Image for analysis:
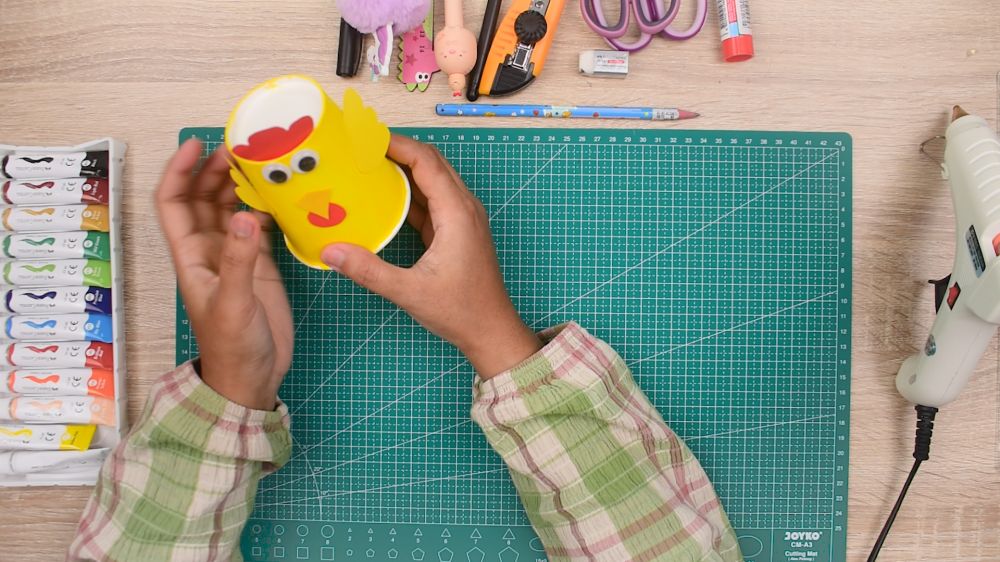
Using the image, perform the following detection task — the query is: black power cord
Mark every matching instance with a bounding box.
[867,405,938,561]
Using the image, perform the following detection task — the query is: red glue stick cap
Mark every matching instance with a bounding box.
[723,35,754,62]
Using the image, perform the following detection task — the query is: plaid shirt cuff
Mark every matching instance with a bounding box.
[67,362,292,562]
[472,322,613,408]
[165,360,292,467]
[471,323,741,562]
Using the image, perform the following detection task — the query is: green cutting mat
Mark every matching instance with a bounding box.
[177,127,852,562]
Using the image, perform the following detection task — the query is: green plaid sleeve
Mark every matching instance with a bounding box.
[67,361,292,562]
[471,323,742,562]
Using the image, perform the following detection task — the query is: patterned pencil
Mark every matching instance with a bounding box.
[435,103,699,121]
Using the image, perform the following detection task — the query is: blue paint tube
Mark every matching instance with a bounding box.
[3,287,111,315]
[1,313,113,343]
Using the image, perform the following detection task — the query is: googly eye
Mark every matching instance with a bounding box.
[292,149,319,174]
[262,163,292,184]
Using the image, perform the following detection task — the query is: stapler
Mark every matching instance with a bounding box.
[467,0,566,101]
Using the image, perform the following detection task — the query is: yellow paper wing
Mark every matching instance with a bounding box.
[342,88,391,173]
[229,168,271,213]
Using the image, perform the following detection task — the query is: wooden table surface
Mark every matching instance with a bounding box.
[1,1,998,560]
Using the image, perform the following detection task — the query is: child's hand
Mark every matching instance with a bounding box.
[321,136,541,378]
[156,140,293,409]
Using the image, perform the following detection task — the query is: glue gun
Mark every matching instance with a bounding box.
[896,107,1000,408]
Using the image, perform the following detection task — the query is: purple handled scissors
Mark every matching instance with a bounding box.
[580,0,708,51]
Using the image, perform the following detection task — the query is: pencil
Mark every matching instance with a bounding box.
[435,103,699,121]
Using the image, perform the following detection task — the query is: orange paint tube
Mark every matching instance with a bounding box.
[5,368,114,399]
[0,395,116,426]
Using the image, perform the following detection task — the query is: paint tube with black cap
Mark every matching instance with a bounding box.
[2,151,109,179]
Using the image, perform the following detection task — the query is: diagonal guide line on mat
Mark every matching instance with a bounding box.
[487,144,568,218]
[290,434,324,499]
[289,147,568,415]
[292,270,332,335]
[530,149,840,328]
[288,361,466,461]
[686,414,836,442]
[262,419,474,493]
[257,468,509,509]
[627,290,838,368]
[289,312,402,415]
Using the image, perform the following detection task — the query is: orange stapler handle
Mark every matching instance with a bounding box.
[478,0,566,98]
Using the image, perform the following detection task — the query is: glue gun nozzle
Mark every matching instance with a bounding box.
[952,105,969,121]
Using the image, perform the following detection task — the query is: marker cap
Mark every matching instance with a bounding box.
[722,36,754,62]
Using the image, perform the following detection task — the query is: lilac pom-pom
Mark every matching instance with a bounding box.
[338,0,431,34]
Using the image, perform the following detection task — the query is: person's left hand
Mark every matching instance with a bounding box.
[156,139,293,410]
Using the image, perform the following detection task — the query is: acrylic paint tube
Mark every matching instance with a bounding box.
[1,313,113,343]
[3,286,111,315]
[2,259,112,288]
[1,231,110,260]
[4,368,114,399]
[0,447,108,475]
[0,395,115,426]
[0,423,95,451]
[2,178,109,205]
[2,151,109,180]
[5,341,113,369]
[1,205,110,232]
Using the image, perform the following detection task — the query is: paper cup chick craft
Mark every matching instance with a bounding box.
[225,75,410,269]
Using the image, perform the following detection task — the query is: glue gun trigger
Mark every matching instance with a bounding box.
[930,274,952,313]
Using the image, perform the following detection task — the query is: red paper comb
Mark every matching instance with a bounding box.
[233,116,314,161]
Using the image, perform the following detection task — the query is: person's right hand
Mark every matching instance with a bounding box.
[321,136,541,378]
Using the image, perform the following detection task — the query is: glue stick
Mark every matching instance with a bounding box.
[716,0,753,62]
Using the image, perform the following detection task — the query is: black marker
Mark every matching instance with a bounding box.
[336,19,363,78]
[466,0,503,101]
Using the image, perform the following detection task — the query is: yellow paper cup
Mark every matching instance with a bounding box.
[225,76,410,269]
